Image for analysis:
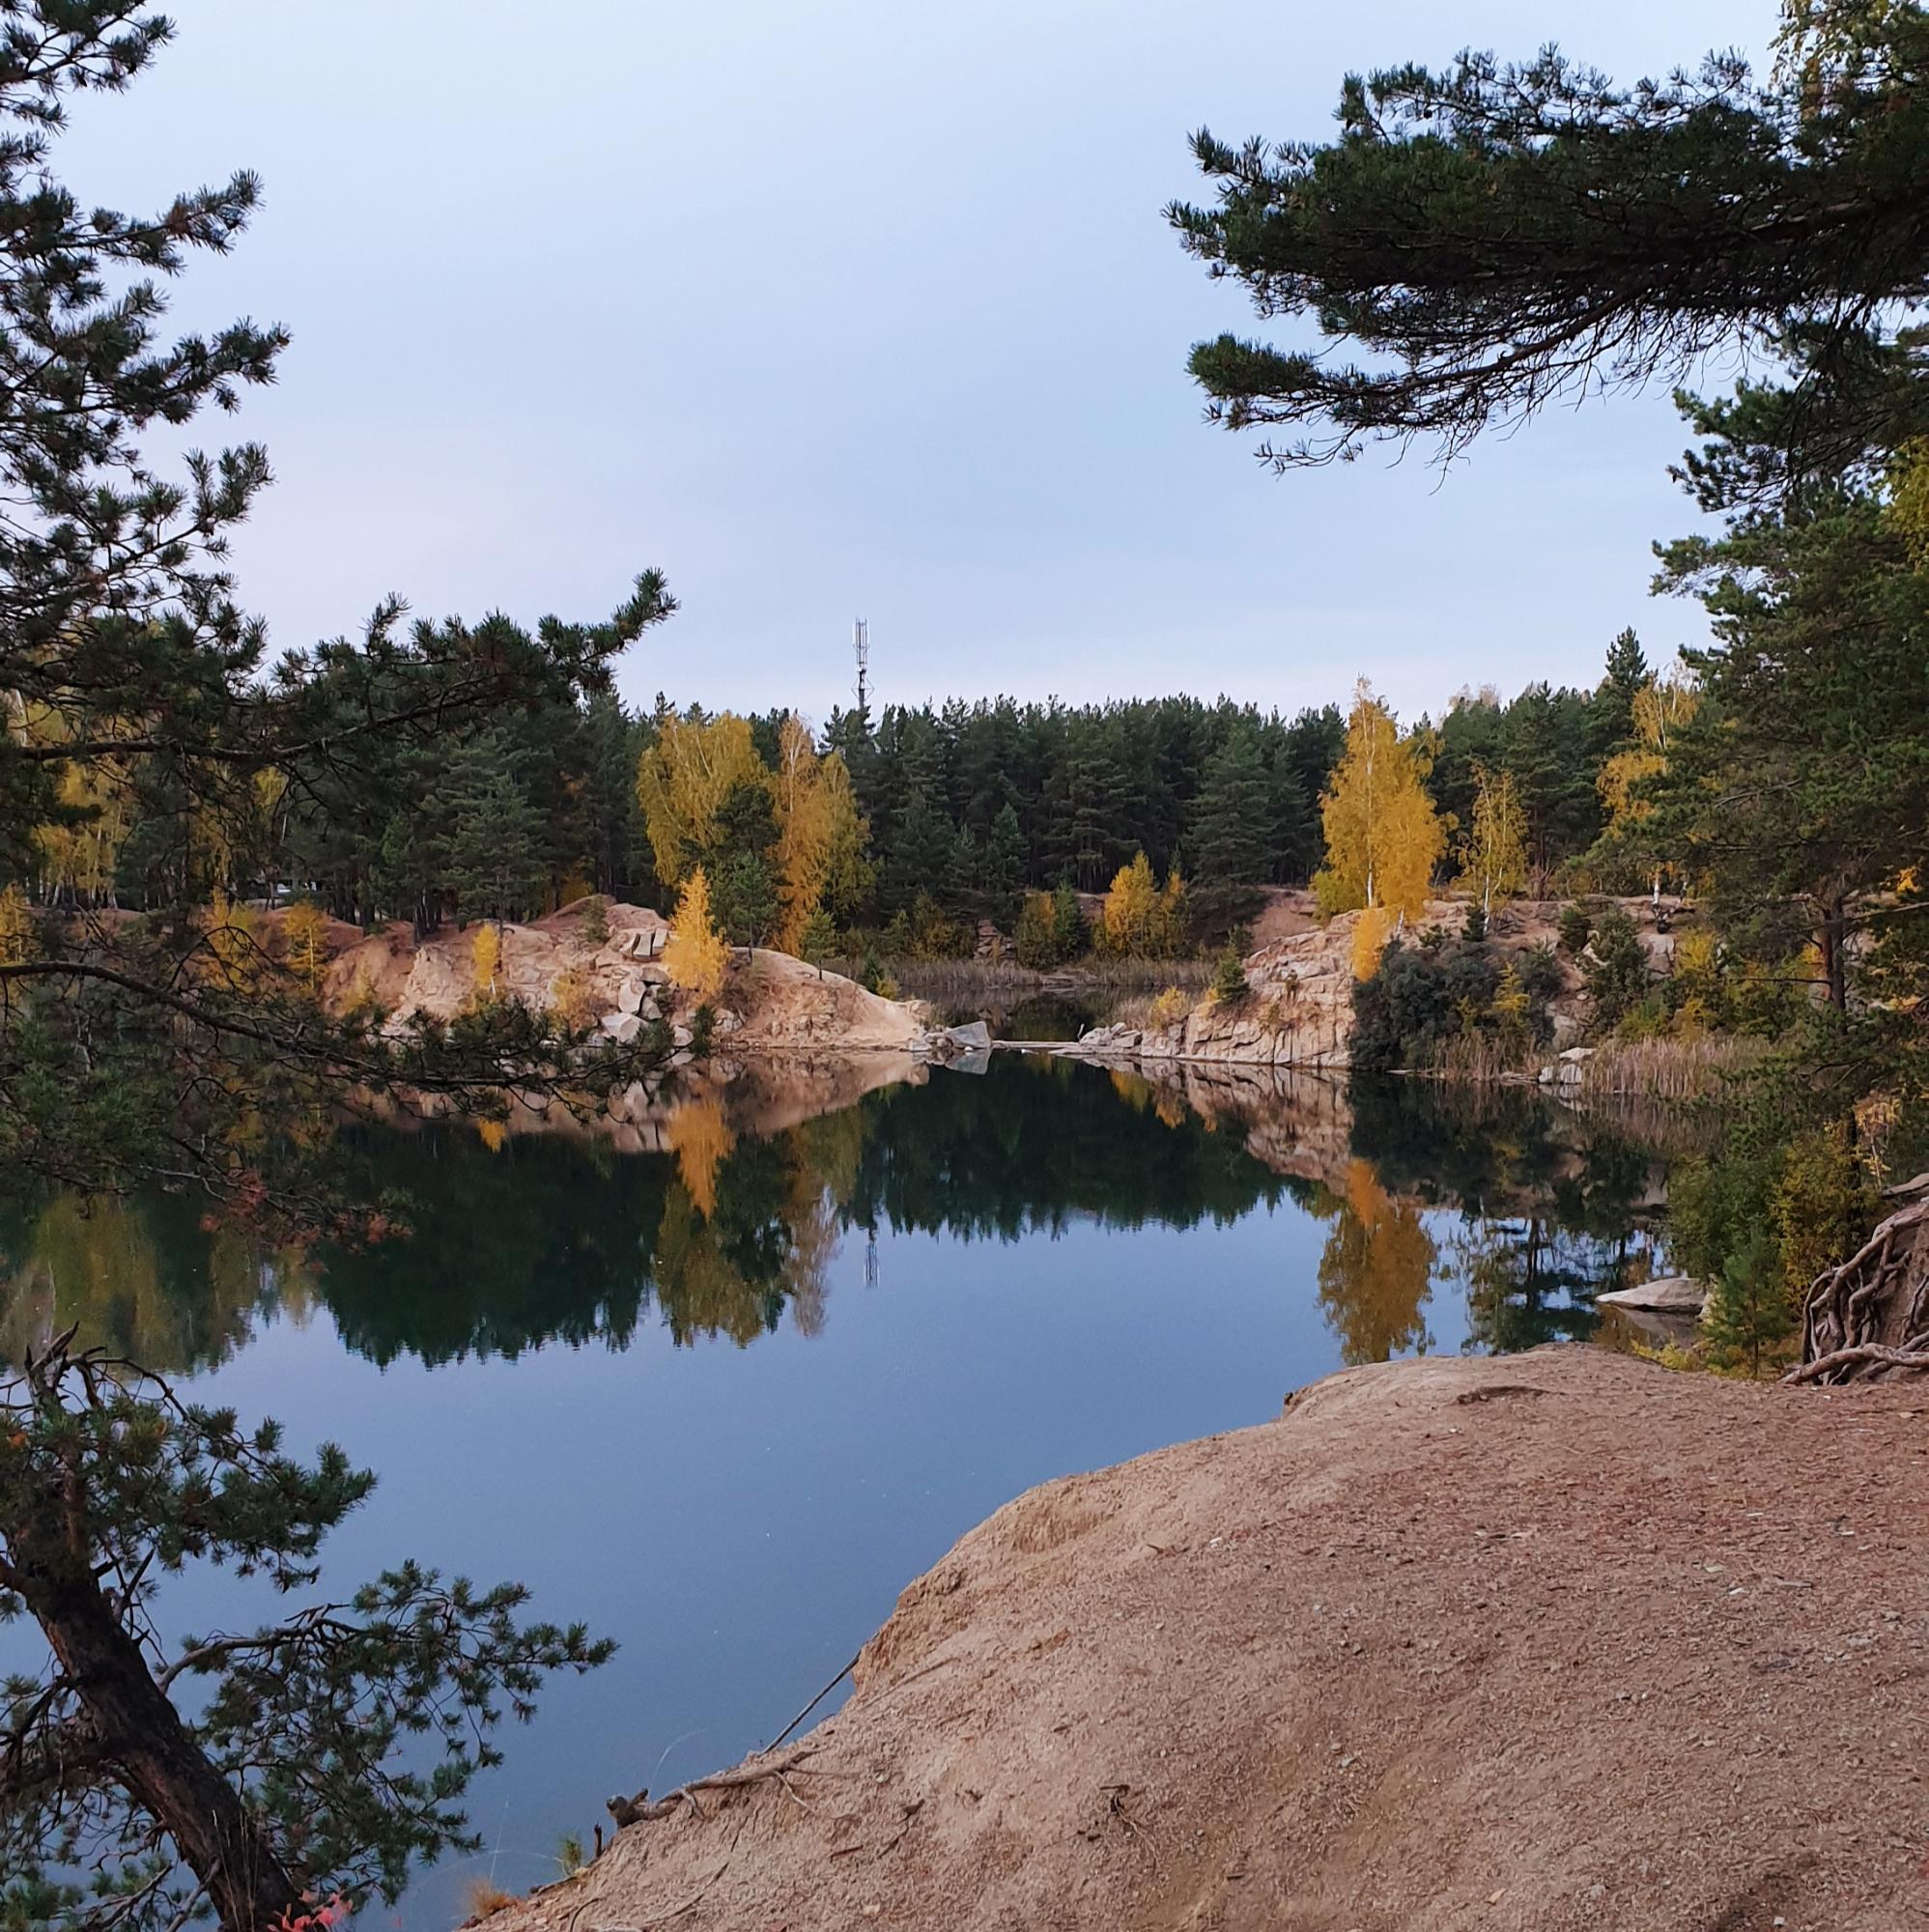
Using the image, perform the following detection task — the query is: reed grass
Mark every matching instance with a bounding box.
[1575,1033,1768,1101]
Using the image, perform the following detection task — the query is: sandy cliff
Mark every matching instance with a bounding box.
[490,1347,1926,1932]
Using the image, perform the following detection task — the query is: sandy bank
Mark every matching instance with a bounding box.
[493,1347,1926,1931]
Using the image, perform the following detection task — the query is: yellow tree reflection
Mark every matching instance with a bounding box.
[1316,1160,1437,1364]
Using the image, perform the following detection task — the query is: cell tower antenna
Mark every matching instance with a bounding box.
[853,618,870,714]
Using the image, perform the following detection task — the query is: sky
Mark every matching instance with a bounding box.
[63,0,1773,726]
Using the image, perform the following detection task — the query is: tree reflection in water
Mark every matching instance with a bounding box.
[0,1061,1677,1372]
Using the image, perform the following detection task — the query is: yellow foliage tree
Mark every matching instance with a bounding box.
[637,711,770,889]
[664,865,729,998]
[471,921,501,1001]
[36,755,132,907]
[282,900,330,996]
[550,963,597,1028]
[1098,850,1160,955]
[1598,669,1701,829]
[205,888,261,991]
[1597,668,1702,893]
[1155,863,1187,955]
[1455,761,1529,912]
[0,884,34,965]
[768,713,869,952]
[1887,435,1929,569]
[1315,683,1444,926]
[1350,902,1392,980]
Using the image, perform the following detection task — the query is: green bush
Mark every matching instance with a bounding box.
[1349,937,1555,1070]
[1210,947,1250,1005]
[1518,941,1563,1001]
[1583,905,1650,1025]
[1557,902,1593,955]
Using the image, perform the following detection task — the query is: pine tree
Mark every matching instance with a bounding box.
[714,849,780,949]
[1,1341,611,1932]
[436,738,547,925]
[1169,16,1929,464]
[798,906,838,979]
[1702,1224,1795,1376]
[984,802,1027,915]
[1191,724,1274,885]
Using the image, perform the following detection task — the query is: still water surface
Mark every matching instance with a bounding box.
[0,1057,1671,1926]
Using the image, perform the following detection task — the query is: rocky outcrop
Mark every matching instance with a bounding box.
[1062,897,1675,1073]
[325,900,927,1056]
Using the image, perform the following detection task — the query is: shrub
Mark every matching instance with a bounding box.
[1210,948,1250,1005]
[1148,986,1193,1029]
[1013,883,1088,969]
[1701,1224,1796,1377]
[1461,900,1487,943]
[1583,905,1649,1025]
[1518,940,1563,1001]
[1557,902,1593,955]
[578,895,610,947]
[1350,936,1555,1071]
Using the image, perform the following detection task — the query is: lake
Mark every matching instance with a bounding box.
[0,1056,1673,1927]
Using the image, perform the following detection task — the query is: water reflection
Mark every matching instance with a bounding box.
[0,1060,1674,1374]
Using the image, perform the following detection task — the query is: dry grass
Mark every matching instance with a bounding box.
[1575,1033,1768,1101]
[882,956,1212,1001]
[463,1880,522,1920]
[1437,1032,1543,1082]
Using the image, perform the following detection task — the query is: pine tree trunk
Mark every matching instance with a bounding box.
[14,1541,305,1932]
[1818,893,1848,1011]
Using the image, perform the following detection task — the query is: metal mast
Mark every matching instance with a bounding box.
[853,618,869,713]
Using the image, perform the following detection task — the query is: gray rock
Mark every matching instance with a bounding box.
[1597,1275,1707,1315]
[671,1023,694,1049]
[601,1012,642,1045]
[616,977,644,1015]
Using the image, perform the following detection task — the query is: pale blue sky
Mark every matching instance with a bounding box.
[68,0,1771,724]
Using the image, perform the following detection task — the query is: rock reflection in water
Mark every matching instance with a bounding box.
[0,1059,1675,1374]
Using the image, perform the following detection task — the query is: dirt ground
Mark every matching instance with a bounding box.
[493,1348,1928,1932]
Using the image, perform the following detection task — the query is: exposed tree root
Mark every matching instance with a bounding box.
[1791,1175,1929,1385]
[606,1744,823,1830]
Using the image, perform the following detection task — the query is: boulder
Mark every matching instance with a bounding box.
[601,1012,642,1045]
[1597,1275,1707,1315]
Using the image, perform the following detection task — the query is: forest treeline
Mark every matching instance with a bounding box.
[11,624,1669,956]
